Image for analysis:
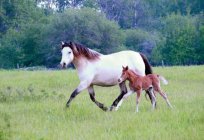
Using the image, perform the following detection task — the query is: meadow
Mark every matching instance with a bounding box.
[0,66,204,140]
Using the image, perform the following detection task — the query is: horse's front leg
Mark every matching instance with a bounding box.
[88,86,108,111]
[66,81,90,108]
[109,82,127,111]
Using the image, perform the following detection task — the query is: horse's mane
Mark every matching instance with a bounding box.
[62,42,101,60]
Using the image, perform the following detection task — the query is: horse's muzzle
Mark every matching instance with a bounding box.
[60,62,67,69]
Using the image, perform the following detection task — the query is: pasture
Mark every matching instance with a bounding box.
[0,66,204,140]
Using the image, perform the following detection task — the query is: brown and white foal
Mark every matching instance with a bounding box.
[118,66,172,112]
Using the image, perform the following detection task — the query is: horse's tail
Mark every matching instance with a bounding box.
[140,53,153,75]
[158,75,168,85]
[140,53,153,102]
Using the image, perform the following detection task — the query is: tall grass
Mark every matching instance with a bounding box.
[0,66,204,140]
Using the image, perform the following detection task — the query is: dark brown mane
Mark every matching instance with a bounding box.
[62,42,101,60]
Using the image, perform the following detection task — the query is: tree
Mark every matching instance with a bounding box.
[0,0,48,68]
[153,14,198,65]
[40,8,124,67]
[124,29,162,60]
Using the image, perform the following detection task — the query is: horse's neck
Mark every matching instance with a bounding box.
[72,57,89,72]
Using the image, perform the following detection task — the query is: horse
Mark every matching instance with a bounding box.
[118,66,173,112]
[60,41,153,111]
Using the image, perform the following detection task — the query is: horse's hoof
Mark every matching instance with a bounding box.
[66,104,70,108]
[102,107,108,112]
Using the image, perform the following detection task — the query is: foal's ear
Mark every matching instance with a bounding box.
[61,41,65,45]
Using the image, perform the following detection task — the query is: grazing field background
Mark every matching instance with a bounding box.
[0,66,204,140]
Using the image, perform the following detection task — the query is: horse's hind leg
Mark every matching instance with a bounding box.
[145,90,154,105]
[88,86,108,111]
[109,82,127,111]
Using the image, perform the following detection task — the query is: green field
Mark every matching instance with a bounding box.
[0,66,204,140]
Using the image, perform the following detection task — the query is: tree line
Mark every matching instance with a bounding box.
[0,0,203,68]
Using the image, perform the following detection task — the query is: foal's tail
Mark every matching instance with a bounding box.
[158,75,168,85]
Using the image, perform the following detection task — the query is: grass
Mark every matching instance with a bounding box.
[0,66,204,140]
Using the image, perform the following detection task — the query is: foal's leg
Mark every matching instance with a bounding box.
[88,86,108,111]
[157,88,173,108]
[115,90,134,111]
[136,90,142,112]
[109,82,127,111]
[66,81,90,108]
[148,87,156,110]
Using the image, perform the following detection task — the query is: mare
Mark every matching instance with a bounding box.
[60,41,153,111]
[118,66,172,112]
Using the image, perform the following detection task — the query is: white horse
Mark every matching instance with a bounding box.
[60,41,153,111]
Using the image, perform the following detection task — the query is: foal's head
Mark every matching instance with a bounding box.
[118,66,133,83]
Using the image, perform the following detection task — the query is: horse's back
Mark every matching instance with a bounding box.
[91,50,145,86]
[101,50,145,75]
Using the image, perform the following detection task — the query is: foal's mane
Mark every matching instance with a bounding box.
[62,42,101,60]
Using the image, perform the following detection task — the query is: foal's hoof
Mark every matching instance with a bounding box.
[109,106,115,111]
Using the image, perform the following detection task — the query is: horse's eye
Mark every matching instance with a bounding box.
[68,52,71,54]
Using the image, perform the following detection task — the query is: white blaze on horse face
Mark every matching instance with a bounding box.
[60,47,74,67]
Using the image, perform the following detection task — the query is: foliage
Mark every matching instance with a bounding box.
[152,14,200,65]
[124,29,162,60]
[40,8,124,67]
[0,0,203,68]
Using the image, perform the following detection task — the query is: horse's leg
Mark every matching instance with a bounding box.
[109,82,127,111]
[136,90,142,112]
[66,81,90,108]
[145,90,154,106]
[88,86,108,111]
[115,90,134,111]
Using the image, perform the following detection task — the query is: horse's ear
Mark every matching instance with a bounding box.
[125,66,129,70]
[61,41,65,49]
[122,66,125,70]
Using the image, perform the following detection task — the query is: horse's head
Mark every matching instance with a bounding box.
[118,66,129,83]
[60,41,76,68]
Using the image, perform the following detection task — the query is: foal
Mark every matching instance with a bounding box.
[118,66,172,112]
